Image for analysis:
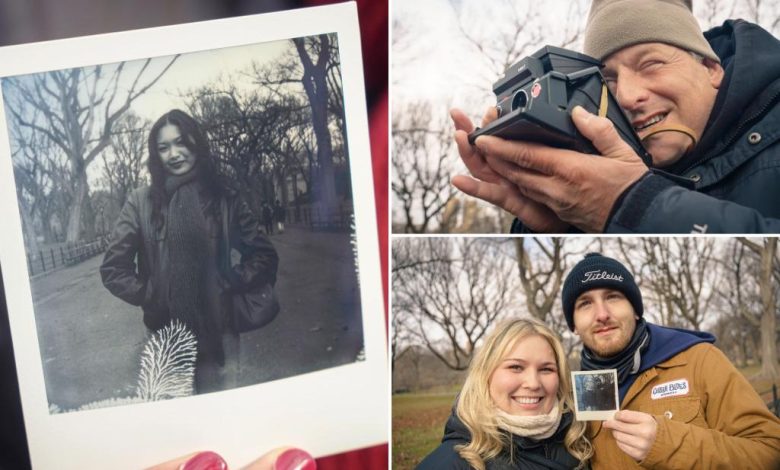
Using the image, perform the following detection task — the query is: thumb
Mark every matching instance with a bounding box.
[243,447,316,470]
[571,106,635,159]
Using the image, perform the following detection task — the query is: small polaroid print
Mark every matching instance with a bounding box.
[571,369,619,421]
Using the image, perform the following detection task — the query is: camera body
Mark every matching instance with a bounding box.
[468,45,652,164]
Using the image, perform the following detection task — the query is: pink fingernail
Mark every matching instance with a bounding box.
[274,448,316,470]
[180,451,228,470]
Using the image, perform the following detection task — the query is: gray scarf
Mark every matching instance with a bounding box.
[164,169,221,362]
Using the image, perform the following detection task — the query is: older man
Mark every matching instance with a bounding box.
[451,0,780,233]
[562,252,780,468]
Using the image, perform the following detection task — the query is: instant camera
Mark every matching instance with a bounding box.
[468,45,652,165]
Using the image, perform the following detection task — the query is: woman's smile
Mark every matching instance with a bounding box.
[157,123,197,176]
[489,335,559,416]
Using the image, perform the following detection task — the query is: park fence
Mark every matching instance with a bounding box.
[287,201,353,230]
[27,237,109,277]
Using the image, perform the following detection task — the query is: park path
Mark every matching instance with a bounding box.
[30,226,364,410]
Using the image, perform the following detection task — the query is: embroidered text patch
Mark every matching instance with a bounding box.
[651,379,689,399]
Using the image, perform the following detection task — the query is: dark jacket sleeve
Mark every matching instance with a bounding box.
[100,190,147,306]
[416,441,472,470]
[226,197,279,289]
[606,173,780,233]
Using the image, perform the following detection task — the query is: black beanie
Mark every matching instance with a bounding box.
[561,252,643,331]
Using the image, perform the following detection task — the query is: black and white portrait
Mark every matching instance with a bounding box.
[0,6,387,467]
[572,369,619,420]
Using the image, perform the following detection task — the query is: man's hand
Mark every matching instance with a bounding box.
[473,106,649,232]
[450,108,568,233]
[603,410,658,461]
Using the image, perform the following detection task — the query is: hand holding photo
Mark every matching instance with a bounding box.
[0,4,386,469]
[571,369,619,421]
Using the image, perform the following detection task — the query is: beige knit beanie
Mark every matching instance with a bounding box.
[583,0,720,63]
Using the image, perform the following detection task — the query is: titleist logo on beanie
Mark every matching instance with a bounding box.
[561,253,643,331]
[582,270,624,283]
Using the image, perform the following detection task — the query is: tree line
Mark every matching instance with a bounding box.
[392,237,780,389]
[6,34,348,254]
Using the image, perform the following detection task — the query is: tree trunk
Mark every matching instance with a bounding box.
[20,209,39,255]
[758,238,779,380]
[293,36,338,224]
[65,170,95,242]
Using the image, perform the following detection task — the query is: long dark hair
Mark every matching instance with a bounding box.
[148,109,223,229]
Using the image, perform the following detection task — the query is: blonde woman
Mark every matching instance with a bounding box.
[417,319,592,469]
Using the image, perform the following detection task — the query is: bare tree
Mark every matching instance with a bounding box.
[743,0,780,35]
[617,238,720,330]
[513,238,568,322]
[695,0,739,29]
[292,35,339,218]
[5,57,178,242]
[392,238,517,370]
[101,112,149,208]
[185,82,294,211]
[391,101,456,233]
[447,0,589,95]
[391,237,454,371]
[737,238,780,381]
[712,242,763,367]
[11,127,59,251]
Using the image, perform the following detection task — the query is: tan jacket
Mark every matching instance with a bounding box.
[588,343,780,469]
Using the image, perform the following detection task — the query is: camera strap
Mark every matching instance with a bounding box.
[598,82,610,117]
[641,124,698,153]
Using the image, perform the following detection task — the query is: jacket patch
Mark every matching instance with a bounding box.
[651,379,689,399]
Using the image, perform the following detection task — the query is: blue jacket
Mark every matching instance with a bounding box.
[512,20,780,233]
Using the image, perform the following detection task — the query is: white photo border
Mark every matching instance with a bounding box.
[0,4,387,469]
[571,369,619,421]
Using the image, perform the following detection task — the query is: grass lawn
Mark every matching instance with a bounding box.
[392,391,458,470]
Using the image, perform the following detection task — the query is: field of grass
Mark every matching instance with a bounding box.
[392,391,458,470]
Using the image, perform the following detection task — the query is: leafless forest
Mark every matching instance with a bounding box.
[392,237,779,391]
[5,33,350,260]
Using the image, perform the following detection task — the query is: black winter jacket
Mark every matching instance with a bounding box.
[416,411,584,470]
[511,20,780,233]
[100,185,278,345]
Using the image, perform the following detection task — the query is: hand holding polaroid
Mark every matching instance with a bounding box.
[0,4,386,469]
[571,369,619,421]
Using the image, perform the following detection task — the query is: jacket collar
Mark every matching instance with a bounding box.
[668,20,780,175]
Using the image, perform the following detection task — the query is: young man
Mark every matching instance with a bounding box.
[562,252,780,468]
[451,0,780,233]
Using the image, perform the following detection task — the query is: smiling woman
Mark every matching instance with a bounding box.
[100,109,279,395]
[415,318,592,470]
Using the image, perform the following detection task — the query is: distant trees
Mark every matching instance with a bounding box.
[5,58,178,243]
[6,33,348,249]
[393,237,780,388]
[391,102,456,233]
[392,237,517,370]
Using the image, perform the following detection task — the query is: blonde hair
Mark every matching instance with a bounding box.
[455,318,592,470]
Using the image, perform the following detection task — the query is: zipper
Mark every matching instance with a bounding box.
[680,88,780,176]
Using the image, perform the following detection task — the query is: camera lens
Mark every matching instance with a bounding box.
[511,89,528,111]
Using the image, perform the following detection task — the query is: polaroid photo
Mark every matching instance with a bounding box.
[571,369,619,421]
[0,3,387,469]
